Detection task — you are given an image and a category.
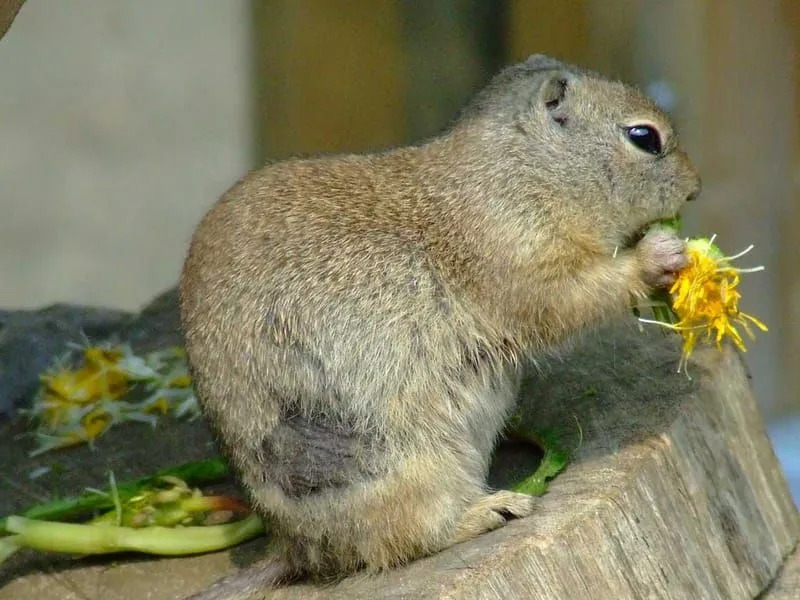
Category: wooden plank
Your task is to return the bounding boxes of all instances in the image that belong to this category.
[401,0,506,141]
[250,1,406,162]
[508,0,639,80]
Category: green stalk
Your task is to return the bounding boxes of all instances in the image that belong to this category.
[1,458,230,533]
[511,444,570,496]
[0,537,20,563]
[5,513,264,556]
[505,424,572,497]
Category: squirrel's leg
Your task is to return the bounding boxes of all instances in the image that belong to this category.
[448,490,535,545]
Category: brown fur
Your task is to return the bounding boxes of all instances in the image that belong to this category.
[179,55,700,593]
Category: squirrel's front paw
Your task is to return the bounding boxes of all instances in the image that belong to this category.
[635,228,687,289]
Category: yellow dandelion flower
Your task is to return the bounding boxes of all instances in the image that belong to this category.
[83,347,130,399]
[640,235,767,373]
[40,346,131,407]
[167,375,192,388]
[81,407,113,441]
[44,370,95,404]
[28,343,199,454]
[143,396,170,415]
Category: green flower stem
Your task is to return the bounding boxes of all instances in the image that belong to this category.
[5,513,265,557]
[0,537,20,563]
[511,446,569,497]
[504,421,571,497]
[1,458,230,533]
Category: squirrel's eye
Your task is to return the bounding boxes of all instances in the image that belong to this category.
[625,125,662,155]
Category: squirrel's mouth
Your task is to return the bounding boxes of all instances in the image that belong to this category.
[620,223,651,250]
[620,215,680,250]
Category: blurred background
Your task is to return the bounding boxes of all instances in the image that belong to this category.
[0,1,797,497]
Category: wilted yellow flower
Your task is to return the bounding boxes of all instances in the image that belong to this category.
[27,343,199,455]
[167,374,192,388]
[641,235,767,373]
[38,347,130,429]
[81,407,113,441]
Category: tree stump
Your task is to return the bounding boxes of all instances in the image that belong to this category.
[762,546,800,599]
[1,315,797,600]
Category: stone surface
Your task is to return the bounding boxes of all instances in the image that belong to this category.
[0,303,133,415]
[0,299,797,599]
[121,287,184,353]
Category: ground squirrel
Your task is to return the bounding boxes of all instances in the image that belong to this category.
[179,54,700,596]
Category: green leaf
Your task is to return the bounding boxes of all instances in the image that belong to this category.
[509,427,572,497]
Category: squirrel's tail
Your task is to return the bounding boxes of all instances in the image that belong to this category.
[184,558,295,600]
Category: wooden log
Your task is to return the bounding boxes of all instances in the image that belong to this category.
[1,320,796,599]
[762,546,800,600]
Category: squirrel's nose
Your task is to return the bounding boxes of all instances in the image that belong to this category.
[686,178,701,202]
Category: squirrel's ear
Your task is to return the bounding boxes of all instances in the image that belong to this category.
[539,75,569,126]
[524,54,564,71]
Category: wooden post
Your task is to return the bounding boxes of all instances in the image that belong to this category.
[763,546,800,599]
[249,1,406,162]
[250,0,506,164]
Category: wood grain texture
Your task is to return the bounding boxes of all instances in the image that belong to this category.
[762,546,800,600]
[250,0,406,162]
[2,322,796,600]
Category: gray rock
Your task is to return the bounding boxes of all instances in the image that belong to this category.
[0,287,181,416]
[121,287,183,353]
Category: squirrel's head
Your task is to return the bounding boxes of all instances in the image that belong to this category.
[456,55,701,251]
